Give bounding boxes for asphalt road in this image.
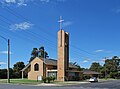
[68,80,120,89]
[0,80,120,89]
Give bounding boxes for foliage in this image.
[13,62,25,78]
[46,76,52,83]
[89,56,120,79]
[0,69,7,79]
[42,77,47,83]
[0,68,14,79]
[70,62,84,71]
[31,48,38,58]
[29,46,49,62]
[72,76,80,81]
[42,76,56,83]
[105,56,120,74]
[110,72,120,79]
[89,62,102,72]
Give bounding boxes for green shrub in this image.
[42,76,56,83]
[52,76,56,81]
[47,76,54,83]
[42,77,47,83]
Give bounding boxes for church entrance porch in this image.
[47,70,57,79]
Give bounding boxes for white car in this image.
[89,77,98,83]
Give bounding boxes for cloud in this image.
[116,9,120,13]
[0,0,67,7]
[5,0,16,3]
[83,60,89,63]
[95,49,111,53]
[0,0,30,6]
[63,21,73,28]
[0,51,12,54]
[10,22,33,31]
[0,62,6,65]
[95,50,105,52]
[111,8,120,14]
[40,0,50,3]
[17,0,27,6]
[82,59,91,63]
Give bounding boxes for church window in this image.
[34,63,39,71]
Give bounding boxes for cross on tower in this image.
[58,16,64,30]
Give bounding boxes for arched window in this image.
[34,63,39,71]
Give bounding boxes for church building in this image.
[22,18,83,81]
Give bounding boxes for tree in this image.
[0,69,7,79]
[105,56,120,74]
[0,68,14,79]
[89,62,102,72]
[29,48,38,62]
[13,61,25,78]
[39,46,49,58]
[31,48,38,57]
[112,56,120,71]
[29,46,49,62]
[39,46,44,58]
[70,62,84,71]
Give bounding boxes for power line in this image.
[0,9,57,47]
[4,7,57,38]
[0,24,57,53]
[0,14,57,48]
[0,19,102,67]
[0,35,7,41]
[1,7,105,61]
[3,7,97,57]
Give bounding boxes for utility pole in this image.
[0,35,10,83]
[8,39,10,83]
[105,57,107,80]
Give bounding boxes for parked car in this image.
[89,77,98,83]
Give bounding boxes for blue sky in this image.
[0,0,120,69]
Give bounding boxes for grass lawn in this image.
[0,79,89,85]
[0,78,117,85]
[0,79,42,84]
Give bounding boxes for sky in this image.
[0,0,120,69]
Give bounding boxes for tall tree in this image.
[29,48,38,62]
[29,46,49,62]
[39,46,44,58]
[89,62,102,72]
[105,56,120,74]
[31,48,38,58]
[13,61,25,78]
[39,46,49,58]
[112,56,120,71]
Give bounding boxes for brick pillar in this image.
[57,30,69,81]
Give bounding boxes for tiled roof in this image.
[82,70,101,75]
[22,57,78,71]
[45,58,78,68]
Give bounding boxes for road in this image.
[68,80,120,89]
[0,80,119,89]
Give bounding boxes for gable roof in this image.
[22,57,78,71]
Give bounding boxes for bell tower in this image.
[57,16,69,81]
[57,30,69,81]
